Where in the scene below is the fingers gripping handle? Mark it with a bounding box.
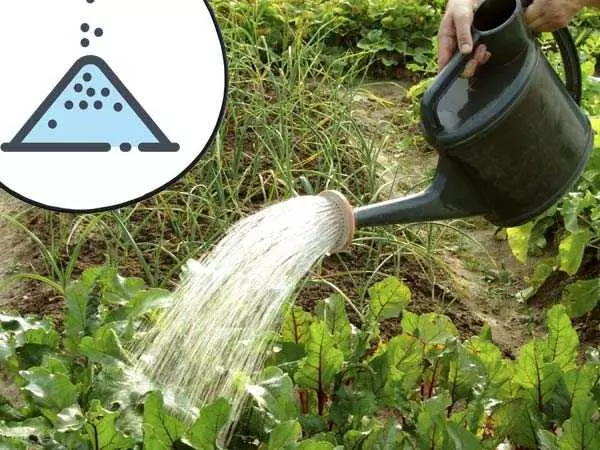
[421,32,481,132]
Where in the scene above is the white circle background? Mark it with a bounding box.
[0,0,227,211]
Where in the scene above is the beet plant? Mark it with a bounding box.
[1,266,599,449]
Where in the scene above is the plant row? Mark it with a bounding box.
[2,267,600,448]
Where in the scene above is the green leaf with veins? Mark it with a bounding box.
[295,322,344,392]
[544,305,579,371]
[188,398,231,450]
[142,391,185,450]
[20,366,80,411]
[368,277,411,321]
[84,400,136,450]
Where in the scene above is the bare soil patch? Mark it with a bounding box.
[0,193,58,321]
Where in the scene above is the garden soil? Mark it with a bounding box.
[0,193,57,320]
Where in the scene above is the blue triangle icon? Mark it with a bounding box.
[2,56,179,152]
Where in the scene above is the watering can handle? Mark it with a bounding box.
[421,32,482,132]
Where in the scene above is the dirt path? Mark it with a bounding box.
[0,192,33,406]
[352,81,543,355]
[0,192,41,315]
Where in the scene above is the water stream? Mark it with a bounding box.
[129,194,348,432]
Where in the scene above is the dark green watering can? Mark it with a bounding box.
[354,0,593,229]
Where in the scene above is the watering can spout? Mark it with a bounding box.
[354,157,488,228]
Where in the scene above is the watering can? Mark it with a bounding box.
[346,0,593,238]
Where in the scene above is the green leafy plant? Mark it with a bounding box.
[3,267,600,449]
[211,0,600,77]
[238,277,600,449]
[212,0,445,75]
[0,266,234,449]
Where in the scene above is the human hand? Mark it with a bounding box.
[438,0,491,77]
[524,0,586,32]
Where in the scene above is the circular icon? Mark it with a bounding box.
[0,0,227,212]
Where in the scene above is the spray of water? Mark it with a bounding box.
[129,194,351,432]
